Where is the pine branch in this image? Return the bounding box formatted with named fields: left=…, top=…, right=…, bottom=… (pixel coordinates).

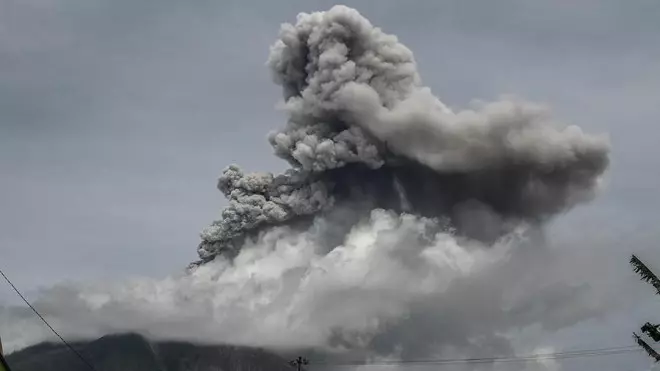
left=634, top=332, right=660, bottom=362
left=630, top=255, right=660, bottom=295
left=642, top=323, right=660, bottom=342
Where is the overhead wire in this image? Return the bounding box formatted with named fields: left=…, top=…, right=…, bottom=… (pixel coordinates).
left=310, top=345, right=642, bottom=366
left=0, top=267, right=98, bottom=371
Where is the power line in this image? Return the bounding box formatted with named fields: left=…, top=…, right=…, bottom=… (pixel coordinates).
left=0, top=267, right=98, bottom=371
left=310, top=345, right=642, bottom=367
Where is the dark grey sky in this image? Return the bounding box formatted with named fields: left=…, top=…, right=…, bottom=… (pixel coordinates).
left=1, top=0, right=660, bottom=369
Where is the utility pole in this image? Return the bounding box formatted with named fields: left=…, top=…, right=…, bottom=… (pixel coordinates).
left=289, top=356, right=309, bottom=371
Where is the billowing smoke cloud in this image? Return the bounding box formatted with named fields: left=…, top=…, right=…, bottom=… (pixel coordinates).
left=196, top=5, right=608, bottom=264
left=2, top=5, right=611, bottom=367
left=1, top=213, right=603, bottom=362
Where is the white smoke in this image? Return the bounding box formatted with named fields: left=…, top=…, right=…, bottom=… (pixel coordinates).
left=1, top=5, right=611, bottom=366
left=1, top=210, right=604, bottom=362
left=3, top=211, right=518, bottom=350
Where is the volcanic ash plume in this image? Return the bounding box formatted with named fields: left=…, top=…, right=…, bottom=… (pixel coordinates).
left=2, top=5, right=612, bottom=364
left=195, top=5, right=609, bottom=264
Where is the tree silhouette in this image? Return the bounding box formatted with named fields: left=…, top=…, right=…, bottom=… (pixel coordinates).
left=631, top=255, right=660, bottom=362
left=631, top=255, right=660, bottom=295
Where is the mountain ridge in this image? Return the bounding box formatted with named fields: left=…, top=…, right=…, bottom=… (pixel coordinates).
left=5, top=333, right=293, bottom=371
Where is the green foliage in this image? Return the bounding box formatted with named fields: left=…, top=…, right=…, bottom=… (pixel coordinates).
left=0, top=353, right=12, bottom=371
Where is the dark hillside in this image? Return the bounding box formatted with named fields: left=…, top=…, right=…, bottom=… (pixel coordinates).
left=6, top=333, right=292, bottom=371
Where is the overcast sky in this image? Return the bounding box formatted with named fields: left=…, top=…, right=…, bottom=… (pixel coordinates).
left=2, top=0, right=660, bottom=370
